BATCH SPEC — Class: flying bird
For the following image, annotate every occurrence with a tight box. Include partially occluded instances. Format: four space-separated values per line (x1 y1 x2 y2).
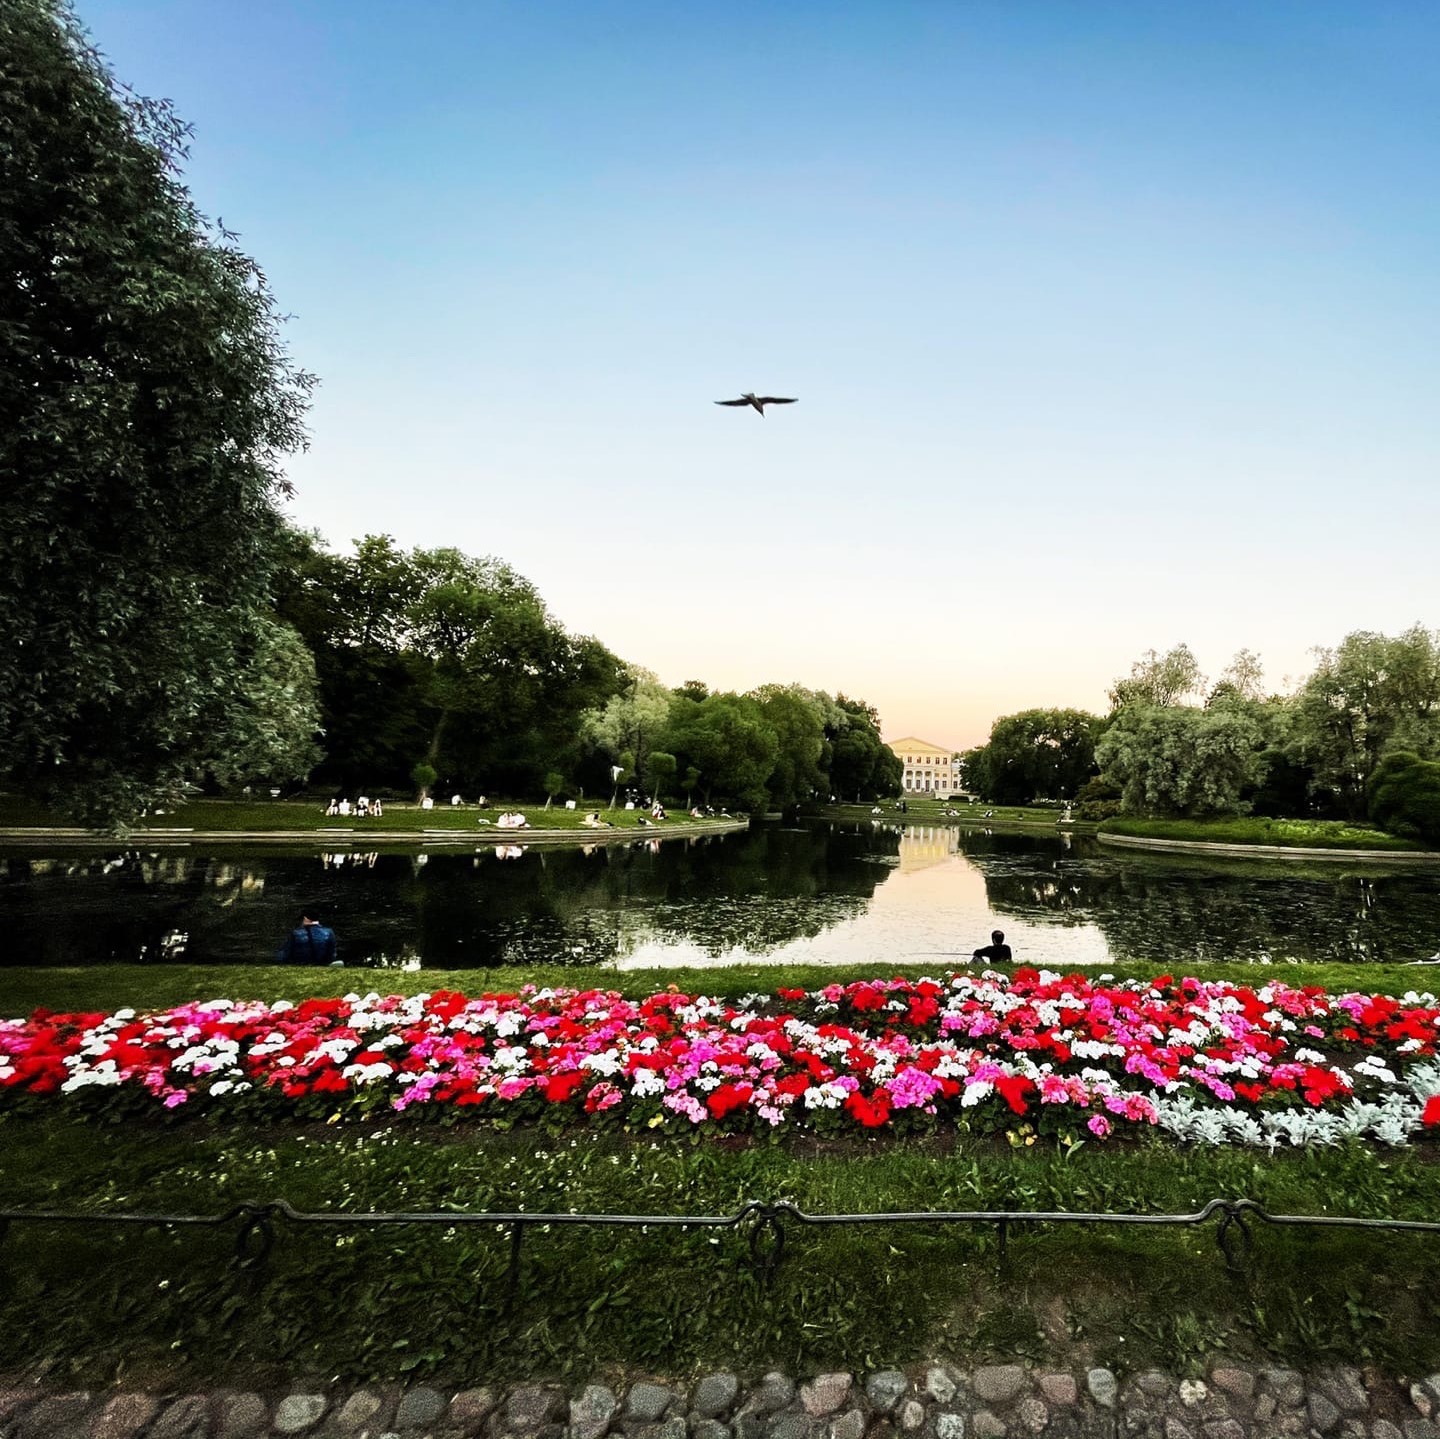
715 393 797 416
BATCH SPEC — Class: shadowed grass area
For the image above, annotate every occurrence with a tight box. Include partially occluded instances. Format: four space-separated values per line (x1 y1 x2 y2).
1100 816 1430 852
1 1117 1438 1386
2 959 1436 1020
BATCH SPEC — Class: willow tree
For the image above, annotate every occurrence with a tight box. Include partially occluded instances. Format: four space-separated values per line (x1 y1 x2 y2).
0 0 316 822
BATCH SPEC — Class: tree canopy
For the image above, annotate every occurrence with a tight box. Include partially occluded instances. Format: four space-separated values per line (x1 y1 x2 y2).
1291 626 1440 817
276 533 625 796
0 0 315 823
964 708 1101 805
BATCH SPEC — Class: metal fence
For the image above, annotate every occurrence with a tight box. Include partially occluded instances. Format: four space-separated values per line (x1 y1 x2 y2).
3 1198 1439 1310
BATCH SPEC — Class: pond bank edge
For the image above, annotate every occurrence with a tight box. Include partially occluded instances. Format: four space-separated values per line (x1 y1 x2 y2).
0 819 749 848
1097 831 1440 864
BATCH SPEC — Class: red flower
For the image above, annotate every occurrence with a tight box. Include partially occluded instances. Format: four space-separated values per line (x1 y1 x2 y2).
1423 1096 1440 1128
844 1088 892 1128
994 1074 1035 1115
706 1082 753 1119
544 1072 588 1103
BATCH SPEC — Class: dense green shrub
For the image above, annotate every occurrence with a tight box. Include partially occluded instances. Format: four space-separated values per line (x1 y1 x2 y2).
1074 775 1124 821
1369 752 1440 845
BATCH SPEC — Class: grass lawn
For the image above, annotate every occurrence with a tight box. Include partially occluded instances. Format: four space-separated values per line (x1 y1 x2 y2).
827 799 1093 831
6 959 1440 1386
5 958 1438 1020
0 794 738 835
1100 816 1430 852
3 1114 1438 1387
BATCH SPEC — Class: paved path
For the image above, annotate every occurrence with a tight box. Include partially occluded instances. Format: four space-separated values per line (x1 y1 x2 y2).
2 1359 1437 1437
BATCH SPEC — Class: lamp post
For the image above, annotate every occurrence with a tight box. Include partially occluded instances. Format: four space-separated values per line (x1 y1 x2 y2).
609 765 623 812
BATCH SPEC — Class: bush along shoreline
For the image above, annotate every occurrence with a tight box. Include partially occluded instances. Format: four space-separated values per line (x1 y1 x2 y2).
1098 816 1432 852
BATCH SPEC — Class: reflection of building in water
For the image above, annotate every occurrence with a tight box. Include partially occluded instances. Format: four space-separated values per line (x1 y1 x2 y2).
897 825 962 873
887 736 963 798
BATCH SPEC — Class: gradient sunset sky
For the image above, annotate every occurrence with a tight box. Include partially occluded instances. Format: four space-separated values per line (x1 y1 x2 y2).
80 1 1438 751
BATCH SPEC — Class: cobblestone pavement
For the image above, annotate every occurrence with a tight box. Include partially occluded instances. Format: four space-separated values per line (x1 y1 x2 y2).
4 1361 1440 1439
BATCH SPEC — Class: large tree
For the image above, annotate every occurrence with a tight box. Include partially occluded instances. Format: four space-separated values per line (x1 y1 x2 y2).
1291 626 1440 818
581 667 677 797
1108 644 1205 712
751 684 828 811
1095 704 1263 818
665 692 779 812
827 694 902 801
0 0 315 823
977 708 1101 804
277 533 624 794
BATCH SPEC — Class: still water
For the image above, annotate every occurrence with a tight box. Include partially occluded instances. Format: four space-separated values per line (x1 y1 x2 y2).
2 821 1438 972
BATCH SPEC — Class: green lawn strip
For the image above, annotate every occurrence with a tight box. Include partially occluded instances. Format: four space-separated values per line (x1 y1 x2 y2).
1100 816 1428 852
1 1116 1437 1385
0 795 734 835
827 800 1094 831
4 959 1437 1019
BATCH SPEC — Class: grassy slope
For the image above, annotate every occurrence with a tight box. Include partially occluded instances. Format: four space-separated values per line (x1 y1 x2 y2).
1100 816 1428 852
7 969 1440 1384
0 795 735 834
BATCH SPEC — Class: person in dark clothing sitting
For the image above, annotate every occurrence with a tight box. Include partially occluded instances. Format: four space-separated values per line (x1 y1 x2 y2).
277 909 339 965
972 929 1012 963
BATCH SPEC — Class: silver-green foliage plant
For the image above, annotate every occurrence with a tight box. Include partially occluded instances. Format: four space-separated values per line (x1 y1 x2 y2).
0 0 316 824
1096 704 1263 818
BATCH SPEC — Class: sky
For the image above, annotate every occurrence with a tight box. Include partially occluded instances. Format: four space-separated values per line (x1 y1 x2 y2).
79 0 1439 751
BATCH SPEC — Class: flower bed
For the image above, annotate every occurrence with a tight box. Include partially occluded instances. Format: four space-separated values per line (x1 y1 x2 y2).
4 970 1440 1146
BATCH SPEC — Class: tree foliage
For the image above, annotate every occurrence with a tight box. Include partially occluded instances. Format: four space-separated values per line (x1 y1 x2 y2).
1095 704 1263 818
0 0 316 823
968 708 1101 804
1108 644 1205 712
277 533 624 794
1291 626 1440 818
1368 751 1440 846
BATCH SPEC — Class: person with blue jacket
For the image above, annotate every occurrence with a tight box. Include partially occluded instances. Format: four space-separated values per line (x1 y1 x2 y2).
277 909 339 965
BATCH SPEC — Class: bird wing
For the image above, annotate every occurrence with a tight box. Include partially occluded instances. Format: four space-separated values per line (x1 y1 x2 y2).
714 398 752 406
756 397 797 405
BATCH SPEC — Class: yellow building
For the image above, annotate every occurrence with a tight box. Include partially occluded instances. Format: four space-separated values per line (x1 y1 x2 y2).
887 736 963 799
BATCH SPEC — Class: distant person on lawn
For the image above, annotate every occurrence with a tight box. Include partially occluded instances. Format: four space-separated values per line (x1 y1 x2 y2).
277 909 339 965
972 929 1012 963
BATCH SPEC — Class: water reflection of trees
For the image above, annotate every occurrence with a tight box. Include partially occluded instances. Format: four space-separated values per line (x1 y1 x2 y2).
0 825 892 968
412 826 889 966
5 826 1435 971
960 834 1440 966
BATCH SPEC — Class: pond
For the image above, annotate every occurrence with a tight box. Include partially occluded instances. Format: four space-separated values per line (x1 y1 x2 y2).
2 821 1438 972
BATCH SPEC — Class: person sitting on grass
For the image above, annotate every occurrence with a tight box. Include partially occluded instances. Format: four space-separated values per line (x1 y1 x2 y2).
277 908 339 966
971 929 1012 963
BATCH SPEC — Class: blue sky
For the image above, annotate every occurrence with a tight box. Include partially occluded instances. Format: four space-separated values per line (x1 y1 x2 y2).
80 1 1439 747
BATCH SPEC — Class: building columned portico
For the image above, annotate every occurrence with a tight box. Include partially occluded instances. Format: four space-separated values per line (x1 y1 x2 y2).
887 736 963 799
